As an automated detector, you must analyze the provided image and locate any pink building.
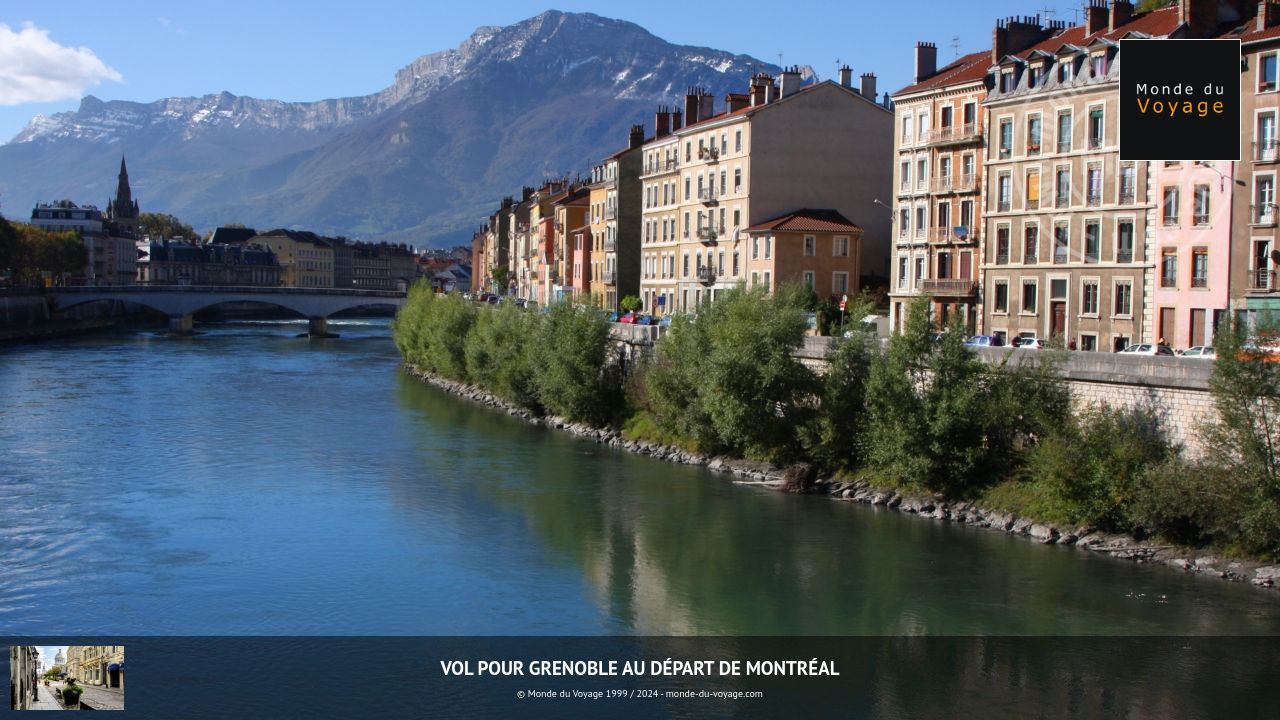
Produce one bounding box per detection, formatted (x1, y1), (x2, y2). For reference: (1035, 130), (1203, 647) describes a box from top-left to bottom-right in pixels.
(1151, 161), (1234, 350)
(570, 224), (592, 301)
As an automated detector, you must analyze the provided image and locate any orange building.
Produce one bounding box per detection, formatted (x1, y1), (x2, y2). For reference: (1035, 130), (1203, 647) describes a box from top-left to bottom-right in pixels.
(743, 209), (863, 300)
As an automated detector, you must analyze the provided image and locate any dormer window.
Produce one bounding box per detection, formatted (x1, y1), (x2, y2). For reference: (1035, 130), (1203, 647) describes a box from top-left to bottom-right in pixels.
(1091, 53), (1108, 78)
(1028, 64), (1042, 87)
(1058, 61), (1071, 83)
(1000, 70), (1015, 93)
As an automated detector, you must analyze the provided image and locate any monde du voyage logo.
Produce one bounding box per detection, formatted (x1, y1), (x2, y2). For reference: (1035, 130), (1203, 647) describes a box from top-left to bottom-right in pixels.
(1120, 38), (1241, 161)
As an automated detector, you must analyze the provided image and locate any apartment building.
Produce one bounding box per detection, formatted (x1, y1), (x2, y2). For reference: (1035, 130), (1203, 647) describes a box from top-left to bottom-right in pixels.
(1229, 2), (1280, 325)
(642, 68), (892, 314)
(890, 48), (988, 333)
(743, 209), (862, 299)
(1151, 160), (1233, 348)
(587, 169), (610, 303)
(252, 229), (335, 288)
(551, 186), (590, 303)
(600, 127), (644, 310)
(506, 188), (533, 297)
(639, 107), (684, 314)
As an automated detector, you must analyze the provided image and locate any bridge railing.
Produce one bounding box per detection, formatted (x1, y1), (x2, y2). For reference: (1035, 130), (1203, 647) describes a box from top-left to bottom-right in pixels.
(49, 285), (407, 299)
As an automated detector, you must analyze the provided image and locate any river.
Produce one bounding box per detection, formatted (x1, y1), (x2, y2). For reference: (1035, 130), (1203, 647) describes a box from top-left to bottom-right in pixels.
(2, 317), (1279, 638)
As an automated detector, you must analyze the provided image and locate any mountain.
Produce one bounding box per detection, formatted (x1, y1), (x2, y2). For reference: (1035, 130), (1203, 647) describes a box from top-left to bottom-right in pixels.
(0, 11), (808, 246)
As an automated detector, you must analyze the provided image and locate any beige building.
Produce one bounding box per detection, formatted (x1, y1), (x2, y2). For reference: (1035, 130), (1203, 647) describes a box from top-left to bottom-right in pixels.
(1229, 4), (1280, 324)
(252, 230), (334, 288)
(63, 646), (124, 689)
(890, 47), (988, 332)
(642, 68), (892, 314)
(587, 169), (611, 303)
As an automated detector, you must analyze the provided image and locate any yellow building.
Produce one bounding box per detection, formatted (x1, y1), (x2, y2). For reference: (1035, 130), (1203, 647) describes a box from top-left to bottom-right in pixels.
(250, 230), (334, 288)
(63, 646), (124, 689)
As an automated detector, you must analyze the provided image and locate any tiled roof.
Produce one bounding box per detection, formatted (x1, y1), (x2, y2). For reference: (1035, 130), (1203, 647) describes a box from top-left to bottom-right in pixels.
(1222, 14), (1280, 44)
(893, 50), (990, 97)
(745, 208), (861, 233)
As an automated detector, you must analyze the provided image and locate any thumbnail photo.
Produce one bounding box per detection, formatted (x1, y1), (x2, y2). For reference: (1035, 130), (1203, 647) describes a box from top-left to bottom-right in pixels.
(9, 646), (124, 711)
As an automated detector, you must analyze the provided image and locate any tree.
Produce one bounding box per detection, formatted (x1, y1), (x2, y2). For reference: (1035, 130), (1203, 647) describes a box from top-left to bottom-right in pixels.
(1137, 0), (1175, 11)
(491, 265), (511, 293)
(139, 212), (198, 241)
(531, 300), (616, 424)
(619, 295), (642, 313)
(803, 294), (876, 471)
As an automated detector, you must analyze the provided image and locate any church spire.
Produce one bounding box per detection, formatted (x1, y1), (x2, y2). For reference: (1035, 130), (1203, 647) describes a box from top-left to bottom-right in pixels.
(107, 155), (140, 237)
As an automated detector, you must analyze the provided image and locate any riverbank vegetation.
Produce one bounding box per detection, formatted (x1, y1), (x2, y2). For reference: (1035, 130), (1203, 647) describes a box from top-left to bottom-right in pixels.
(393, 283), (1280, 559)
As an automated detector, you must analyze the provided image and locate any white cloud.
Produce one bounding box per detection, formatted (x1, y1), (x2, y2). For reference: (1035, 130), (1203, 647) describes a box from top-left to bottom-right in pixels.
(0, 22), (122, 106)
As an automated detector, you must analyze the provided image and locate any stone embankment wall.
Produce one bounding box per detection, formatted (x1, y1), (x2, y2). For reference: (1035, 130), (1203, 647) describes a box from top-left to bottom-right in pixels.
(610, 328), (1217, 454)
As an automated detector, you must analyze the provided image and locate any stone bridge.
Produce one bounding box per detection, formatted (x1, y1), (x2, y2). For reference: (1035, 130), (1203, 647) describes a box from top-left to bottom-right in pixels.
(49, 285), (407, 335)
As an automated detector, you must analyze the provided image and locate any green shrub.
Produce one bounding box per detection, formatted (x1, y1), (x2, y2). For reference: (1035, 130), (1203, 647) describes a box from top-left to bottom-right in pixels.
(531, 300), (616, 424)
(802, 295), (875, 471)
(419, 292), (476, 380)
(391, 281), (435, 367)
(464, 302), (540, 408)
(1028, 404), (1175, 533)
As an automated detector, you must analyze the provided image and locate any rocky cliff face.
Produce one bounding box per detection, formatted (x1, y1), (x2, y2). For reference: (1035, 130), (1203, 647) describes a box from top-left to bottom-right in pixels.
(1, 11), (812, 245)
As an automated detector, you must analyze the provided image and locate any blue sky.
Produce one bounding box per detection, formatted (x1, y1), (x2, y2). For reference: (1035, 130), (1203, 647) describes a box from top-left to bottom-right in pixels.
(0, 0), (1090, 143)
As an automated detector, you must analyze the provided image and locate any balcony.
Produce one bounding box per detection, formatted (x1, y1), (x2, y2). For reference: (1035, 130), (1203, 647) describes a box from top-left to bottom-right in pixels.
(697, 187), (719, 205)
(696, 265), (716, 284)
(1253, 204), (1278, 226)
(1194, 213), (1210, 226)
(1088, 136), (1103, 150)
(697, 225), (722, 243)
(1086, 194), (1102, 207)
(697, 146), (720, 163)
(1251, 268), (1273, 291)
(1055, 195), (1070, 209)
(1057, 140), (1072, 153)
(995, 252), (1010, 265)
(604, 206), (617, 220)
(1191, 275), (1208, 289)
(997, 200), (1011, 212)
(603, 270), (616, 286)
(1117, 248), (1134, 263)
(1024, 247), (1039, 264)
(1119, 190), (1136, 205)
(1026, 197), (1039, 210)
(927, 227), (976, 244)
(1256, 140), (1278, 163)
(1026, 142), (1042, 156)
(1053, 247), (1069, 264)
(924, 123), (981, 147)
(998, 147), (1012, 160)
(921, 279), (977, 296)
(604, 237), (616, 252)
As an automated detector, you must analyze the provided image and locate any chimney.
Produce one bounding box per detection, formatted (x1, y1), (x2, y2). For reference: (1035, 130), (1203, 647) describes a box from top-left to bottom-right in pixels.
(522, 186), (534, 202)
(726, 92), (749, 112)
(778, 66), (801, 98)
(1178, 0), (1217, 38)
(749, 74), (770, 106)
(628, 124), (645, 149)
(698, 89), (714, 120)
(1086, 0), (1108, 35)
(992, 16), (1052, 66)
(1259, 0), (1280, 30)
(671, 110), (682, 130)
(915, 42), (938, 83)
(764, 78), (779, 103)
(684, 87), (702, 125)
(1109, 0), (1134, 31)
(838, 65), (853, 88)
(860, 72), (877, 100)
(654, 106), (671, 138)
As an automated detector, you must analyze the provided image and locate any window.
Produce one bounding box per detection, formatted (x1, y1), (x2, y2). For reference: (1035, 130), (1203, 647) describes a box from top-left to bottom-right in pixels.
(1080, 333), (1097, 352)
(994, 280), (1009, 313)
(1084, 221), (1100, 263)
(963, 102), (976, 128)
(916, 206), (927, 237)
(684, 177), (691, 201)
(683, 253), (690, 277)
(998, 119), (1013, 158)
(1029, 65), (1042, 87)
(732, 251), (740, 276)
(735, 130), (742, 153)
(996, 225), (1010, 264)
(763, 271), (771, 291)
(734, 168), (742, 192)
(1259, 111), (1278, 161)
(1161, 248), (1178, 287)
(1059, 60), (1072, 84)
(917, 158), (927, 189)
(1082, 280), (1099, 315)
(1056, 167), (1071, 208)
(803, 235), (816, 256)
(764, 237), (772, 259)
(899, 208), (909, 237)
(1119, 163), (1137, 204)
(1057, 111), (1072, 153)
(803, 271), (815, 288)
(1027, 115), (1042, 154)
(1000, 70), (1015, 93)
(1054, 223), (1069, 264)
(937, 252), (951, 279)
(960, 200), (974, 229)
(1163, 186), (1180, 226)
(1261, 52), (1277, 93)
(1024, 224), (1039, 264)
(1113, 281), (1133, 316)
(1021, 280), (1038, 315)
(1194, 184), (1211, 225)
(939, 156), (952, 184)
(902, 116), (913, 143)
(900, 161), (910, 190)
(998, 173), (1012, 211)
(1086, 164), (1103, 206)
(1091, 53), (1108, 78)
(733, 209), (740, 227)
(937, 201), (951, 231)
(834, 236), (850, 257)
(1256, 176), (1276, 223)
(1026, 168), (1041, 209)
(833, 272), (849, 294)
(1088, 107), (1104, 148)
(1116, 220), (1135, 262)
(1192, 248), (1209, 288)
(915, 257), (925, 281)
(898, 257), (907, 288)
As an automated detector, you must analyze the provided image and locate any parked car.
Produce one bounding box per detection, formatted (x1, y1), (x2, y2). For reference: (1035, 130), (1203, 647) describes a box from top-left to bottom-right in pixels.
(1119, 343), (1175, 356)
(618, 312), (636, 324)
(607, 311), (620, 323)
(1180, 346), (1216, 359)
(1012, 336), (1045, 349)
(658, 315), (673, 328)
(635, 314), (655, 326)
(963, 335), (1004, 347)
